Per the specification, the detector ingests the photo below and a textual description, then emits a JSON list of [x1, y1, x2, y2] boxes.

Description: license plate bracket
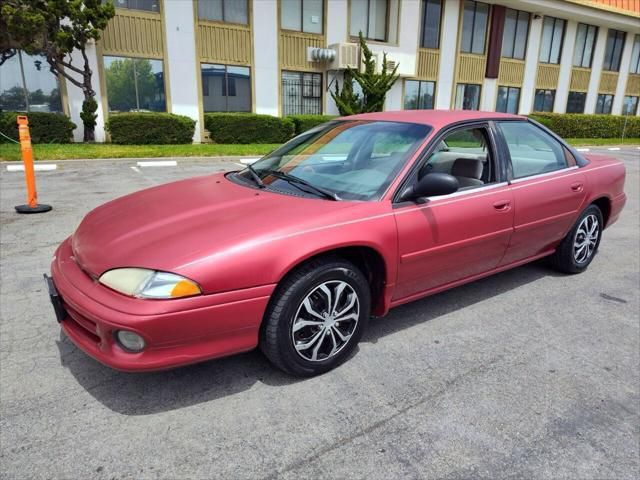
[[44, 274, 66, 323]]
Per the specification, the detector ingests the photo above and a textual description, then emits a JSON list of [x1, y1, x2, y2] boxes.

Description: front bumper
[[51, 237, 275, 372]]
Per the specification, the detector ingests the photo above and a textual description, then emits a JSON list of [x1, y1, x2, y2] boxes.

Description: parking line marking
[[136, 160, 177, 167], [607, 147, 621, 151], [131, 166, 141, 173], [6, 164, 57, 172], [240, 158, 259, 165], [576, 148, 590, 152]]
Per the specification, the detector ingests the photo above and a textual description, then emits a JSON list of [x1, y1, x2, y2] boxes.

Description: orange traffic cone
[[15, 115, 52, 214]]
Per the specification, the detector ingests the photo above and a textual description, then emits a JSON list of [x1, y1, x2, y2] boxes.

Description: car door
[[496, 120, 587, 266], [392, 123, 514, 302]]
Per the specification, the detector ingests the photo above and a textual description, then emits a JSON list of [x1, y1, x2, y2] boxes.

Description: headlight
[[99, 268, 202, 299]]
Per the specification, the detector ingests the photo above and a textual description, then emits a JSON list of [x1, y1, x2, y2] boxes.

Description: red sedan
[[47, 111, 627, 376]]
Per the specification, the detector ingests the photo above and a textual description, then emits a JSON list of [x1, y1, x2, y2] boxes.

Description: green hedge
[[204, 113, 295, 144], [287, 114, 337, 135], [106, 113, 195, 144], [529, 113, 640, 139], [0, 111, 76, 144]]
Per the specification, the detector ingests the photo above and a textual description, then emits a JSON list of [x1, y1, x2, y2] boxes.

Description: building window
[[533, 89, 555, 112], [0, 51, 62, 113], [573, 23, 598, 68], [281, 0, 323, 34], [501, 8, 529, 60], [454, 83, 481, 110], [282, 71, 322, 115], [198, 0, 248, 25], [629, 35, 640, 74], [539, 16, 565, 64], [623, 96, 639, 115], [403, 80, 435, 109], [603, 29, 625, 72], [420, 0, 442, 49], [595, 94, 614, 114], [566, 91, 586, 113], [103, 56, 166, 112], [201, 64, 251, 112], [460, 0, 489, 55], [350, 0, 388, 42], [114, 0, 160, 12], [496, 86, 520, 113]]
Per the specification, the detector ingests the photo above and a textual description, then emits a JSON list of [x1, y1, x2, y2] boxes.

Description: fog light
[[115, 330, 146, 352]]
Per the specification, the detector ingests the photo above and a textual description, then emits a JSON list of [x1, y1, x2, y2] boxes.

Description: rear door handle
[[571, 182, 584, 192], [493, 200, 511, 212]]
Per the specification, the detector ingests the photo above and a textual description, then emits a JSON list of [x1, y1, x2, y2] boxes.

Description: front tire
[[550, 204, 603, 274], [260, 257, 371, 377]]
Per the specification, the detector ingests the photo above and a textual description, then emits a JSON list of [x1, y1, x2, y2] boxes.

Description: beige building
[[1, 0, 639, 142]]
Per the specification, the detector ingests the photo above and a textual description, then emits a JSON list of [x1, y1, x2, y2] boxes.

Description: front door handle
[[493, 200, 511, 212], [571, 182, 584, 192]]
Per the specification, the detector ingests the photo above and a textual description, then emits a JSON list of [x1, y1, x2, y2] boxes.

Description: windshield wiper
[[244, 163, 265, 189], [262, 169, 340, 201]]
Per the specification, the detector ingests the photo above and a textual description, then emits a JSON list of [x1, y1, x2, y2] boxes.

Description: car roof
[[341, 110, 526, 130]]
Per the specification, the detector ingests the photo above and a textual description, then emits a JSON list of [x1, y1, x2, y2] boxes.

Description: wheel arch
[[274, 245, 391, 317], [590, 196, 611, 227]]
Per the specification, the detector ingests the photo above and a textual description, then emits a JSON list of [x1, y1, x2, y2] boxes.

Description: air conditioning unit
[[359, 52, 400, 74], [385, 58, 399, 72], [328, 43, 359, 70]]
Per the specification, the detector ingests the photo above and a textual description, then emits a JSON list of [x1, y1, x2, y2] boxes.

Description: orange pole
[[17, 116, 38, 208], [15, 115, 51, 214]]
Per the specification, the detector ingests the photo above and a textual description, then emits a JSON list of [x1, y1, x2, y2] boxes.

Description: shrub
[[287, 114, 337, 135], [204, 113, 294, 144], [106, 112, 195, 144], [0, 111, 76, 144], [529, 113, 640, 139]]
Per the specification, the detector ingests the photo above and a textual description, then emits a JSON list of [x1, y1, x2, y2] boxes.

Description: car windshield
[[235, 120, 431, 201]]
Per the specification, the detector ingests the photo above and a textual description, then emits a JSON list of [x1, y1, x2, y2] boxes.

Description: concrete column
[[163, 0, 201, 142], [554, 20, 578, 113], [253, 0, 279, 116], [385, 81, 403, 111], [64, 41, 106, 142], [519, 14, 543, 114], [435, 0, 460, 109], [325, 0, 349, 114], [612, 36, 635, 115], [481, 78, 498, 112], [584, 27, 608, 114]]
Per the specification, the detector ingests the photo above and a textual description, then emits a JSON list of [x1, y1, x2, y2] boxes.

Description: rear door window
[[498, 121, 568, 179]]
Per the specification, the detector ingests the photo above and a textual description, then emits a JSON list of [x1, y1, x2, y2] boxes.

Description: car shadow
[[57, 260, 559, 416], [362, 260, 561, 344]]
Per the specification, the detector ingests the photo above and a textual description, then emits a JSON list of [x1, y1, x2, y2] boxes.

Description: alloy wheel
[[291, 280, 360, 362], [574, 214, 599, 264]]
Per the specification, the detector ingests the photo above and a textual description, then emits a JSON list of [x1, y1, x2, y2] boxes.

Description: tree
[[0, 0, 115, 141], [331, 69, 361, 116], [331, 32, 400, 116]]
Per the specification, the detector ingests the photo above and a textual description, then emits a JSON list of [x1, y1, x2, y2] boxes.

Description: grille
[[64, 303, 101, 344]]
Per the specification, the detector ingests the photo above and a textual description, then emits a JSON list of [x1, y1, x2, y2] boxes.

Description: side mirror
[[399, 173, 459, 202]]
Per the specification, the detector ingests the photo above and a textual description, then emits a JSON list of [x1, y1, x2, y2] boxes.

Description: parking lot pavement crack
[[264, 353, 507, 479]]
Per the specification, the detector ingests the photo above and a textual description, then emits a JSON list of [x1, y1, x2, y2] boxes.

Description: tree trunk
[[49, 49, 97, 142], [82, 93, 96, 143]]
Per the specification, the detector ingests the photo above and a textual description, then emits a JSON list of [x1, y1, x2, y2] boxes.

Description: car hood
[[71, 172, 358, 278]]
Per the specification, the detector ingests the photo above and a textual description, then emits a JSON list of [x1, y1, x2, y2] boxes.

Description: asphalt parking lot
[[1, 149, 639, 479]]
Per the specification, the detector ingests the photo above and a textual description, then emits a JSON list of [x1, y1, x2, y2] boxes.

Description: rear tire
[[260, 257, 370, 377], [550, 204, 603, 274]]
